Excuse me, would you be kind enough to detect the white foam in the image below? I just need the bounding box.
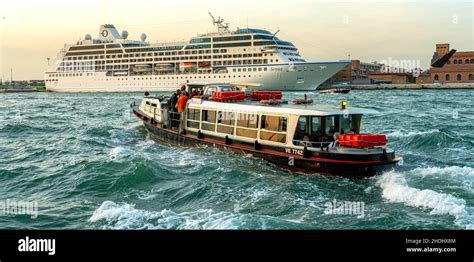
[109,146,133,159]
[128,121,143,129]
[387,129,439,138]
[89,201,240,229]
[414,166,474,178]
[377,170,474,229]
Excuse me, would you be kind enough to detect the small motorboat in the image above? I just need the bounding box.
[319,88,351,94]
[292,94,313,104]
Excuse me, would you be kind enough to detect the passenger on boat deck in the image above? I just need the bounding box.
[190,89,201,99]
[294,122,306,140]
[169,89,181,112]
[168,89,181,127]
[329,132,340,148]
[300,133,314,147]
[176,92,189,113]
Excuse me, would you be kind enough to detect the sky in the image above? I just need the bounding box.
[1,0,473,80]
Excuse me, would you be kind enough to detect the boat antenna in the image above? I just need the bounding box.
[208,12,230,33]
[273,28,280,38]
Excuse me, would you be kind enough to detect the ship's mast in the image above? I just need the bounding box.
[208,12,230,33]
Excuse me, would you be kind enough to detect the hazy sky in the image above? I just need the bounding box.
[1,0,473,80]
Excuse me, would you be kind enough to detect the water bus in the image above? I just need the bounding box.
[131,83,399,177]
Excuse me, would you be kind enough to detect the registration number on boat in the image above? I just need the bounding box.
[285,148,303,156]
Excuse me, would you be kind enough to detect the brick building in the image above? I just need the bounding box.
[430,43,474,83]
[330,60,381,84]
[368,72,416,84]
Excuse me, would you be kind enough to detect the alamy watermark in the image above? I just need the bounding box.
[379,57,422,77]
[0,199,38,219]
[324,199,365,218]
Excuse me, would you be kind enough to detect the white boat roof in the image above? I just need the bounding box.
[189,99,379,116]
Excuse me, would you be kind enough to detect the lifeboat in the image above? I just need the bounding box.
[198,62,211,68]
[339,134,387,148]
[179,62,197,70]
[250,91,283,100]
[154,63,175,72]
[211,91,246,101]
[132,64,152,72]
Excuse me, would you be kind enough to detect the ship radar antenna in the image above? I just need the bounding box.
[273,28,280,38]
[208,12,230,33]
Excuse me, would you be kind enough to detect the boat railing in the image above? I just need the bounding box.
[167,111,184,132]
[294,140,335,150]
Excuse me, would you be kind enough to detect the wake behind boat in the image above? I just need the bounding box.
[131,83,399,177]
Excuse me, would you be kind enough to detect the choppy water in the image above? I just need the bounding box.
[0,90,473,229]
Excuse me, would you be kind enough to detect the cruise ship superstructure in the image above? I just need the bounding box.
[44,14,350,92]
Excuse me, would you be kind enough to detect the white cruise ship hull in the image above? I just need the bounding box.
[45,62,349,92]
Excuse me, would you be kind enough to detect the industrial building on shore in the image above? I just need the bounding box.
[330,43,474,86]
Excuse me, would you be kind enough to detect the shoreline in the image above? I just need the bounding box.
[325,83,474,90]
[0,86,42,93]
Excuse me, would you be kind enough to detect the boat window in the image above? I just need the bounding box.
[217,111,235,135]
[324,116,338,138]
[340,115,351,134]
[310,116,322,141]
[217,111,236,126]
[237,113,258,128]
[187,108,200,121]
[261,115,287,132]
[293,116,323,146]
[293,116,309,142]
[201,110,216,131]
[260,115,287,143]
[187,120,200,129]
[340,115,362,134]
[236,113,258,139]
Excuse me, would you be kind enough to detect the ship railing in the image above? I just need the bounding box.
[167,111,184,132]
[294,140,335,150]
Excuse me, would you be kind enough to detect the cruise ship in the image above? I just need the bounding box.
[44,14,350,92]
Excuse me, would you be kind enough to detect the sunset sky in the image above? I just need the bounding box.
[1,0,473,80]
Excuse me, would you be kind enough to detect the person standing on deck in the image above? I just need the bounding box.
[170,89,181,111]
[177,92,189,113]
[169,89,181,127]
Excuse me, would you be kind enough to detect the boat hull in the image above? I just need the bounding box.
[44,62,350,92]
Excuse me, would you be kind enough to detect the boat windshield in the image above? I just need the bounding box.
[293,114,362,147]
